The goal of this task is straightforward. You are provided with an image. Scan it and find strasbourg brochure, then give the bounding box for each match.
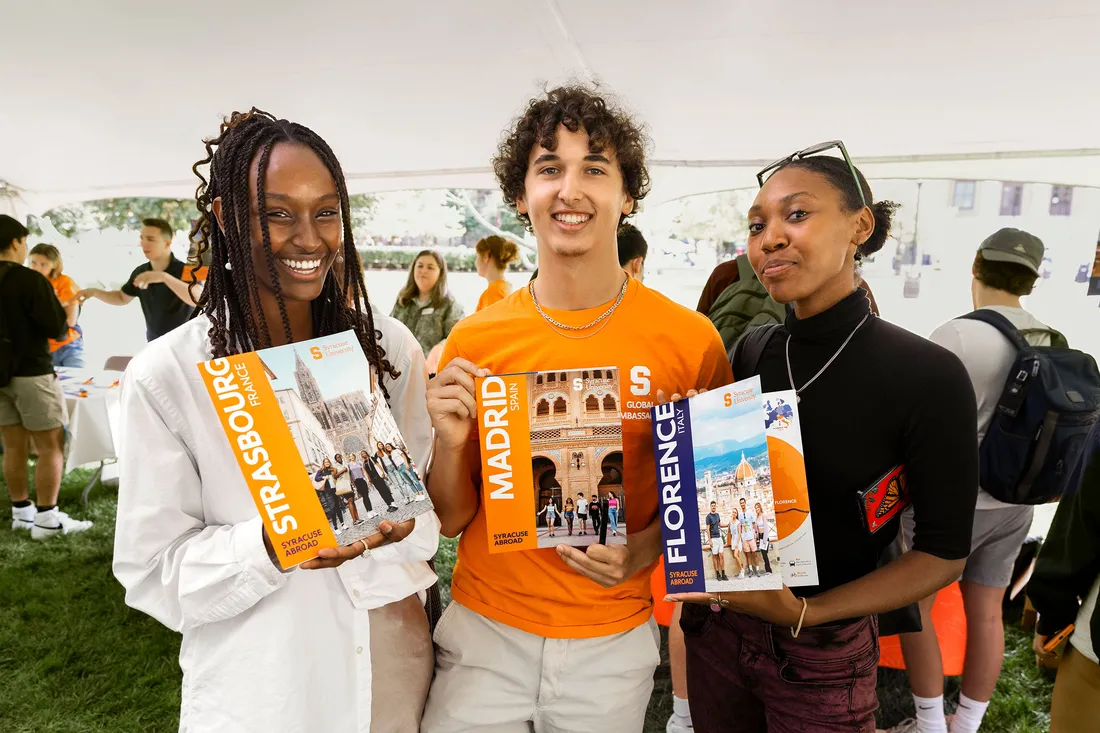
[198,330,433,569]
[475,367,627,553]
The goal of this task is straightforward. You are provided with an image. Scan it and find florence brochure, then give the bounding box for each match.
[198,330,433,569]
[652,376,784,594]
[475,367,627,553]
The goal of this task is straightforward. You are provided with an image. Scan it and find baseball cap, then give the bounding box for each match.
[978,228,1045,275]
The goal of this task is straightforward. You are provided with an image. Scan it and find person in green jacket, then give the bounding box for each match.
[390,250,464,373]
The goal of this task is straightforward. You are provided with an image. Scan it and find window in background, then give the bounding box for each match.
[953,180,977,210]
[1000,183,1024,216]
[1050,186,1074,216]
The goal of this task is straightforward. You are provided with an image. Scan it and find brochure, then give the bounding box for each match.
[762,390,818,587]
[198,330,433,569]
[653,376,784,593]
[475,367,626,553]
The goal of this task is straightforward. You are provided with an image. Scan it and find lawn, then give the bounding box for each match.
[1,465,1053,732]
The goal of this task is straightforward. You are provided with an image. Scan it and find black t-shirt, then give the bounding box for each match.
[733,289,978,597]
[121,255,194,341]
[0,262,68,378]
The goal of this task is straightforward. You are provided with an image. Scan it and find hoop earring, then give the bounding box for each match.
[336,254,344,264]
[224,261,232,270]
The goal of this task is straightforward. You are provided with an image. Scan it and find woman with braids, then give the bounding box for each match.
[666,144,979,732]
[390,249,464,374]
[112,109,440,733]
[474,234,520,311]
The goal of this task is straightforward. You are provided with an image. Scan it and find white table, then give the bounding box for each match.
[56,368,123,502]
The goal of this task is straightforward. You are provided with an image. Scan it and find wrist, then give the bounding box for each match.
[799,596,826,628]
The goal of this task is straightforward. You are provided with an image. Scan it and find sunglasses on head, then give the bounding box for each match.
[756,140,866,208]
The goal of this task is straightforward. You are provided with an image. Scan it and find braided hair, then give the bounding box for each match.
[188,108,398,396]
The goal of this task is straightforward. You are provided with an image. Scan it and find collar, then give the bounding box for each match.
[785,288,873,345]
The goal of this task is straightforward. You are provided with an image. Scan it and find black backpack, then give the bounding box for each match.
[0,263,16,387]
[958,310,1100,505]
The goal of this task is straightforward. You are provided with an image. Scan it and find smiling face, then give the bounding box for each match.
[516,125,633,260]
[241,142,343,306]
[747,167,873,315]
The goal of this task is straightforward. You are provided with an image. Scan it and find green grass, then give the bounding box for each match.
[1,466,1053,732]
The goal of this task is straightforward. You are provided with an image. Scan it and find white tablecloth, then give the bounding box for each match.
[57,368,122,473]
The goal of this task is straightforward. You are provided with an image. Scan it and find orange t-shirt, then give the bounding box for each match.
[440,278,733,639]
[475,279,514,312]
[48,274,79,351]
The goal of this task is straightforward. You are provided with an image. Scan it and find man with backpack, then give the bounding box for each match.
[698,253,879,351]
[895,228,1100,733]
[0,215,93,539]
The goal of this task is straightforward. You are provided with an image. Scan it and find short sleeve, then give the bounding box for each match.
[903,349,979,560]
[55,275,77,303]
[121,266,142,297]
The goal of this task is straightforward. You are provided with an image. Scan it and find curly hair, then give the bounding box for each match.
[493,85,651,231]
[189,108,398,397]
[973,251,1038,296]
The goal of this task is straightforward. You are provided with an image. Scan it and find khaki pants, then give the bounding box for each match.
[369,594,434,733]
[421,602,660,733]
[1051,644,1100,733]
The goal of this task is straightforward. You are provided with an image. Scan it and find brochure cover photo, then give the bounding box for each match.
[653,376,783,594]
[198,330,433,569]
[762,391,819,587]
[475,367,627,553]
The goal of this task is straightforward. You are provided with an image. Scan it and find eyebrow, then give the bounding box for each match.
[263,192,340,201]
[531,153,613,165]
[748,191,817,215]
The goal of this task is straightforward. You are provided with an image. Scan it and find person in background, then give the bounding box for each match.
[896,228,1068,733]
[0,215,93,539]
[1030,418,1100,733]
[705,501,728,582]
[474,235,520,311]
[668,145,979,732]
[563,497,575,536]
[362,447,398,513]
[75,218,200,341]
[111,110,437,732]
[607,490,621,537]
[588,492,603,538]
[538,499,558,538]
[313,460,345,533]
[755,502,773,575]
[576,491,589,535]
[391,250,464,374]
[345,452,375,521]
[617,221,648,282]
[28,244,84,368]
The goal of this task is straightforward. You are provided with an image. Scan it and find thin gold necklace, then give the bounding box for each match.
[528,277,628,337]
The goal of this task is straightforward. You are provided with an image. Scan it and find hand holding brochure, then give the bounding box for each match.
[652,376,784,593]
[198,330,433,569]
[475,367,627,553]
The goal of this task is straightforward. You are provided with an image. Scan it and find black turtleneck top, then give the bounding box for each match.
[733,289,979,596]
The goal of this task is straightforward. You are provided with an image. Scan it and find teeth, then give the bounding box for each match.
[280,259,320,272]
[554,213,590,225]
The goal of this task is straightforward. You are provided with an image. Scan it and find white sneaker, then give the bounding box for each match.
[12,504,37,531]
[737,571,745,579]
[667,715,693,733]
[30,508,93,540]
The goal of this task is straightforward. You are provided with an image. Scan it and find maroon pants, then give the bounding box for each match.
[681,605,879,733]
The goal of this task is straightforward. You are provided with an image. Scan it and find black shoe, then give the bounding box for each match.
[387,505,399,512]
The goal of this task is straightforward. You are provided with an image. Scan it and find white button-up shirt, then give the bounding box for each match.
[113,314,439,733]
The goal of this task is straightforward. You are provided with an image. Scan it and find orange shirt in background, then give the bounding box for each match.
[440,277,733,639]
[48,274,79,351]
[475,279,514,312]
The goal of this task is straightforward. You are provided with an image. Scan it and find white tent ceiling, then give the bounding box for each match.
[2,0,1099,214]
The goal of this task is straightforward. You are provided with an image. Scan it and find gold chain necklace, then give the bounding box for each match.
[528,277,628,337]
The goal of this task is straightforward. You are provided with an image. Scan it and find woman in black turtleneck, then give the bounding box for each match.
[668,149,979,733]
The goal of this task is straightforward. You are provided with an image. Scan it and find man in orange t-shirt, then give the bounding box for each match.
[421,86,732,732]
